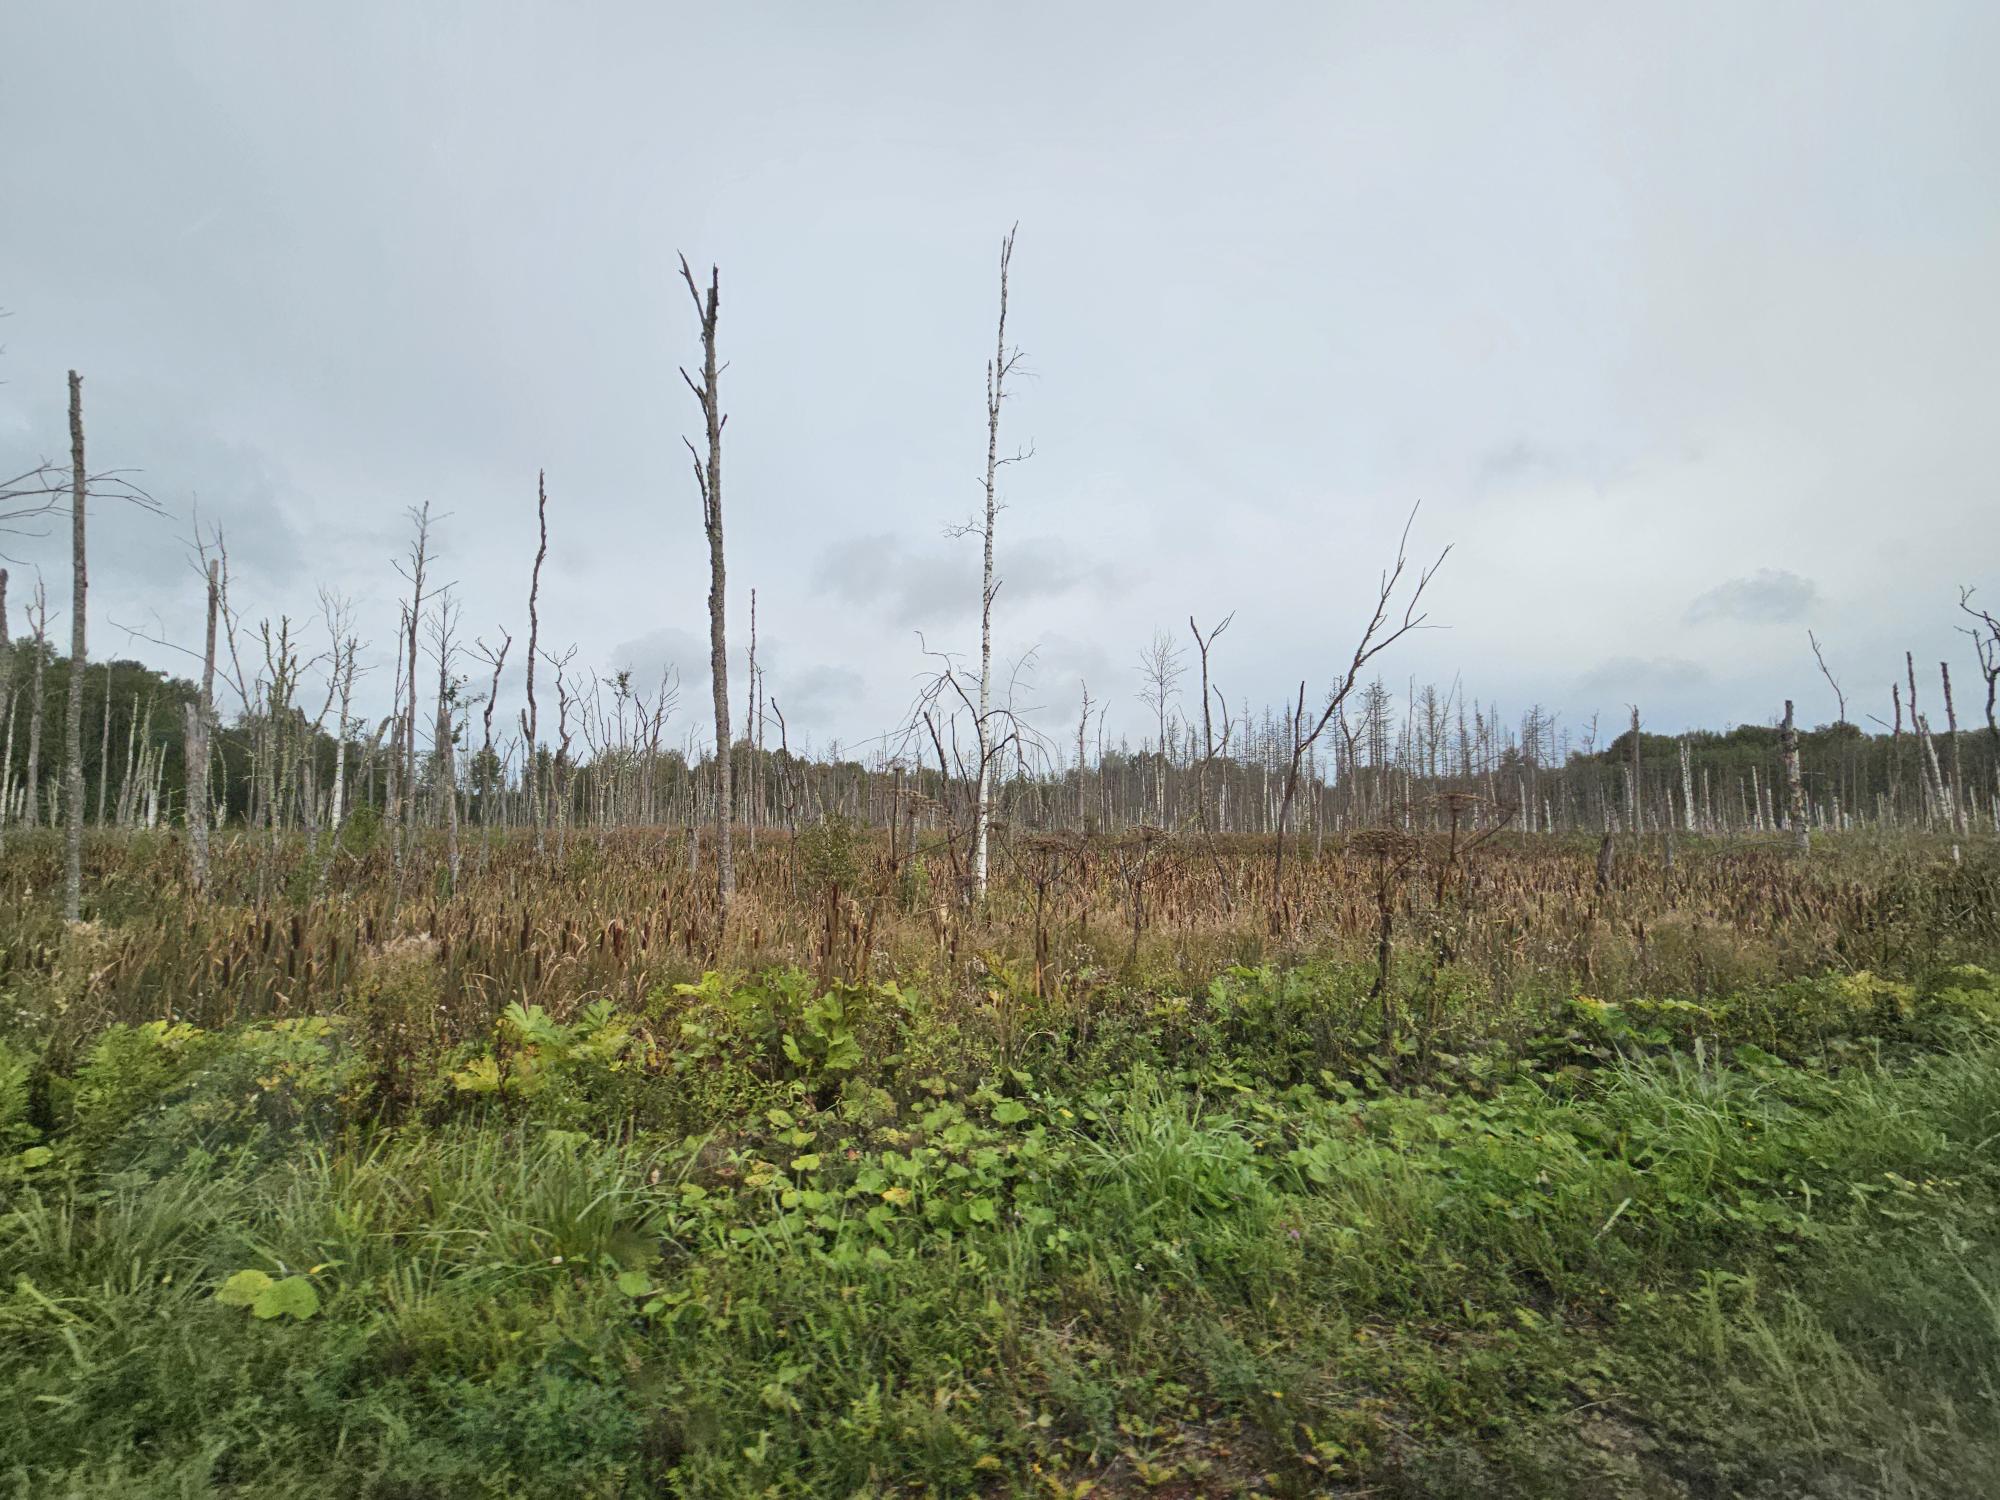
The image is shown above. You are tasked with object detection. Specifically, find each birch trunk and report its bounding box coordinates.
[1780,699,1808,854]
[973,227,1018,901]
[63,373,88,920]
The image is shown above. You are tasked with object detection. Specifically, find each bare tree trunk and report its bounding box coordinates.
[523,470,547,855]
[1780,699,1808,854]
[679,255,734,909]
[746,588,760,846]
[1626,705,1642,835]
[1942,661,1968,836]
[1075,680,1091,831]
[397,505,431,874]
[96,662,113,824]
[330,639,354,833]
[26,581,47,829]
[972,226,1019,901]
[63,373,87,921]
[185,561,218,890]
[433,596,461,890]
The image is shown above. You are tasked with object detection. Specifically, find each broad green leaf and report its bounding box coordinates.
[251,1275,320,1321]
[216,1269,273,1307]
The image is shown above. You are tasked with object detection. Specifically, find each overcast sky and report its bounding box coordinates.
[3,2,1995,760]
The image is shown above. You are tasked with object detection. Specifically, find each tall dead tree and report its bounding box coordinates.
[96,662,112,825]
[679,254,734,909]
[1960,590,2000,755]
[393,503,434,872]
[320,589,360,837]
[1188,611,1236,906]
[63,373,87,920]
[963,225,1025,900]
[431,591,463,888]
[1137,627,1185,826]
[184,559,220,890]
[1941,661,1967,836]
[746,587,760,844]
[473,628,510,828]
[1626,706,1642,834]
[1809,629,1847,725]
[522,471,548,854]
[1074,680,1092,831]
[25,580,47,829]
[1780,699,1808,853]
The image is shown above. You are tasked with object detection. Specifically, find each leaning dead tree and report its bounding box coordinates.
[1270,506,1447,928]
[1809,629,1847,725]
[679,253,734,910]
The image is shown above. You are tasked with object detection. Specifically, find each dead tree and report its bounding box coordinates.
[1626,706,1642,834]
[1780,699,1808,853]
[950,225,1027,901]
[522,470,548,854]
[1960,589,1999,757]
[1188,611,1235,904]
[1136,627,1185,826]
[319,589,361,836]
[472,628,511,829]
[96,661,112,825]
[391,503,435,872]
[430,592,464,888]
[679,254,734,910]
[25,579,48,829]
[746,587,761,845]
[1074,680,1092,832]
[1809,629,1847,725]
[1269,508,1447,928]
[1941,661,1968,836]
[1958,593,1999,827]
[63,373,87,919]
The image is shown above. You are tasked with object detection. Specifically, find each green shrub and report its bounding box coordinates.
[60,1020,220,1156]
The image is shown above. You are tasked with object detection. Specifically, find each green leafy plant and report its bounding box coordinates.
[215,1268,321,1321]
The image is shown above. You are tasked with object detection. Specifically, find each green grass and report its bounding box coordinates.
[5,962,2000,1495]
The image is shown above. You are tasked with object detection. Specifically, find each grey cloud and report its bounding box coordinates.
[770,664,868,730]
[813,532,1114,630]
[1685,570,1818,625]
[609,625,708,693]
[1574,656,1712,701]
[2,4,1995,746]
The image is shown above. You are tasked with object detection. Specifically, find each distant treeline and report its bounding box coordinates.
[2,638,1992,842]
